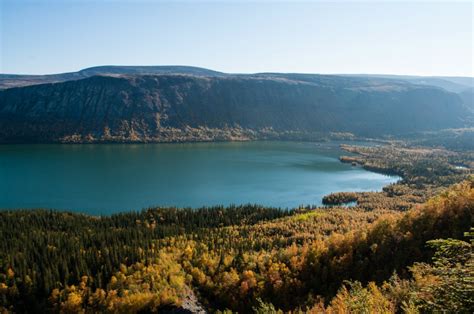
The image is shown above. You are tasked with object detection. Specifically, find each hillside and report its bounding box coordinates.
[2,66,473,92]
[344,74,474,93]
[0,66,224,90]
[1,177,472,313]
[0,73,472,143]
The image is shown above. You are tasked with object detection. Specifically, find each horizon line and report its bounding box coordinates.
[1,64,473,79]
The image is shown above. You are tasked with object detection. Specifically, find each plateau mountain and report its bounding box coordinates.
[0,66,472,143]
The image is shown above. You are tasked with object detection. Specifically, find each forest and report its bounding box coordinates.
[0,143,473,313]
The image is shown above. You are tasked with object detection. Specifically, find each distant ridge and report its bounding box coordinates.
[78,65,226,77]
[0,69,472,143]
[341,74,474,93]
[0,65,226,90]
[1,65,473,93]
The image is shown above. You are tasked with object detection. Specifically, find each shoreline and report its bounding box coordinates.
[0,140,403,215]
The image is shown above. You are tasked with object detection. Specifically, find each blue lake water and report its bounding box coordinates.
[0,141,398,215]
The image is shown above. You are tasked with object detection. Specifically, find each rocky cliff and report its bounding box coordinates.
[0,72,471,143]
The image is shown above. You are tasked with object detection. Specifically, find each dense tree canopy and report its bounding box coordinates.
[0,179,472,313]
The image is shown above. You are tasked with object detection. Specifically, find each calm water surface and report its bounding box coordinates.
[0,141,398,215]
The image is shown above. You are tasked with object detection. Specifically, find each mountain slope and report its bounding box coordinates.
[0,66,224,90]
[0,74,471,143]
[344,74,474,93]
[2,66,473,92]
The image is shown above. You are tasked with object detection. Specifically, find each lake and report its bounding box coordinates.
[0,141,399,215]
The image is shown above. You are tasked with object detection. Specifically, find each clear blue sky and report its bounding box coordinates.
[1,0,472,76]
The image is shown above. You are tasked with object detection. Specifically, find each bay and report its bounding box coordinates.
[0,141,399,215]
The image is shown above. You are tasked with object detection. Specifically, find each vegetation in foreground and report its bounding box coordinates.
[0,180,472,313]
[0,144,473,313]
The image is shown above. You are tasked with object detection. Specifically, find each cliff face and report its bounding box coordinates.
[0,74,471,143]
